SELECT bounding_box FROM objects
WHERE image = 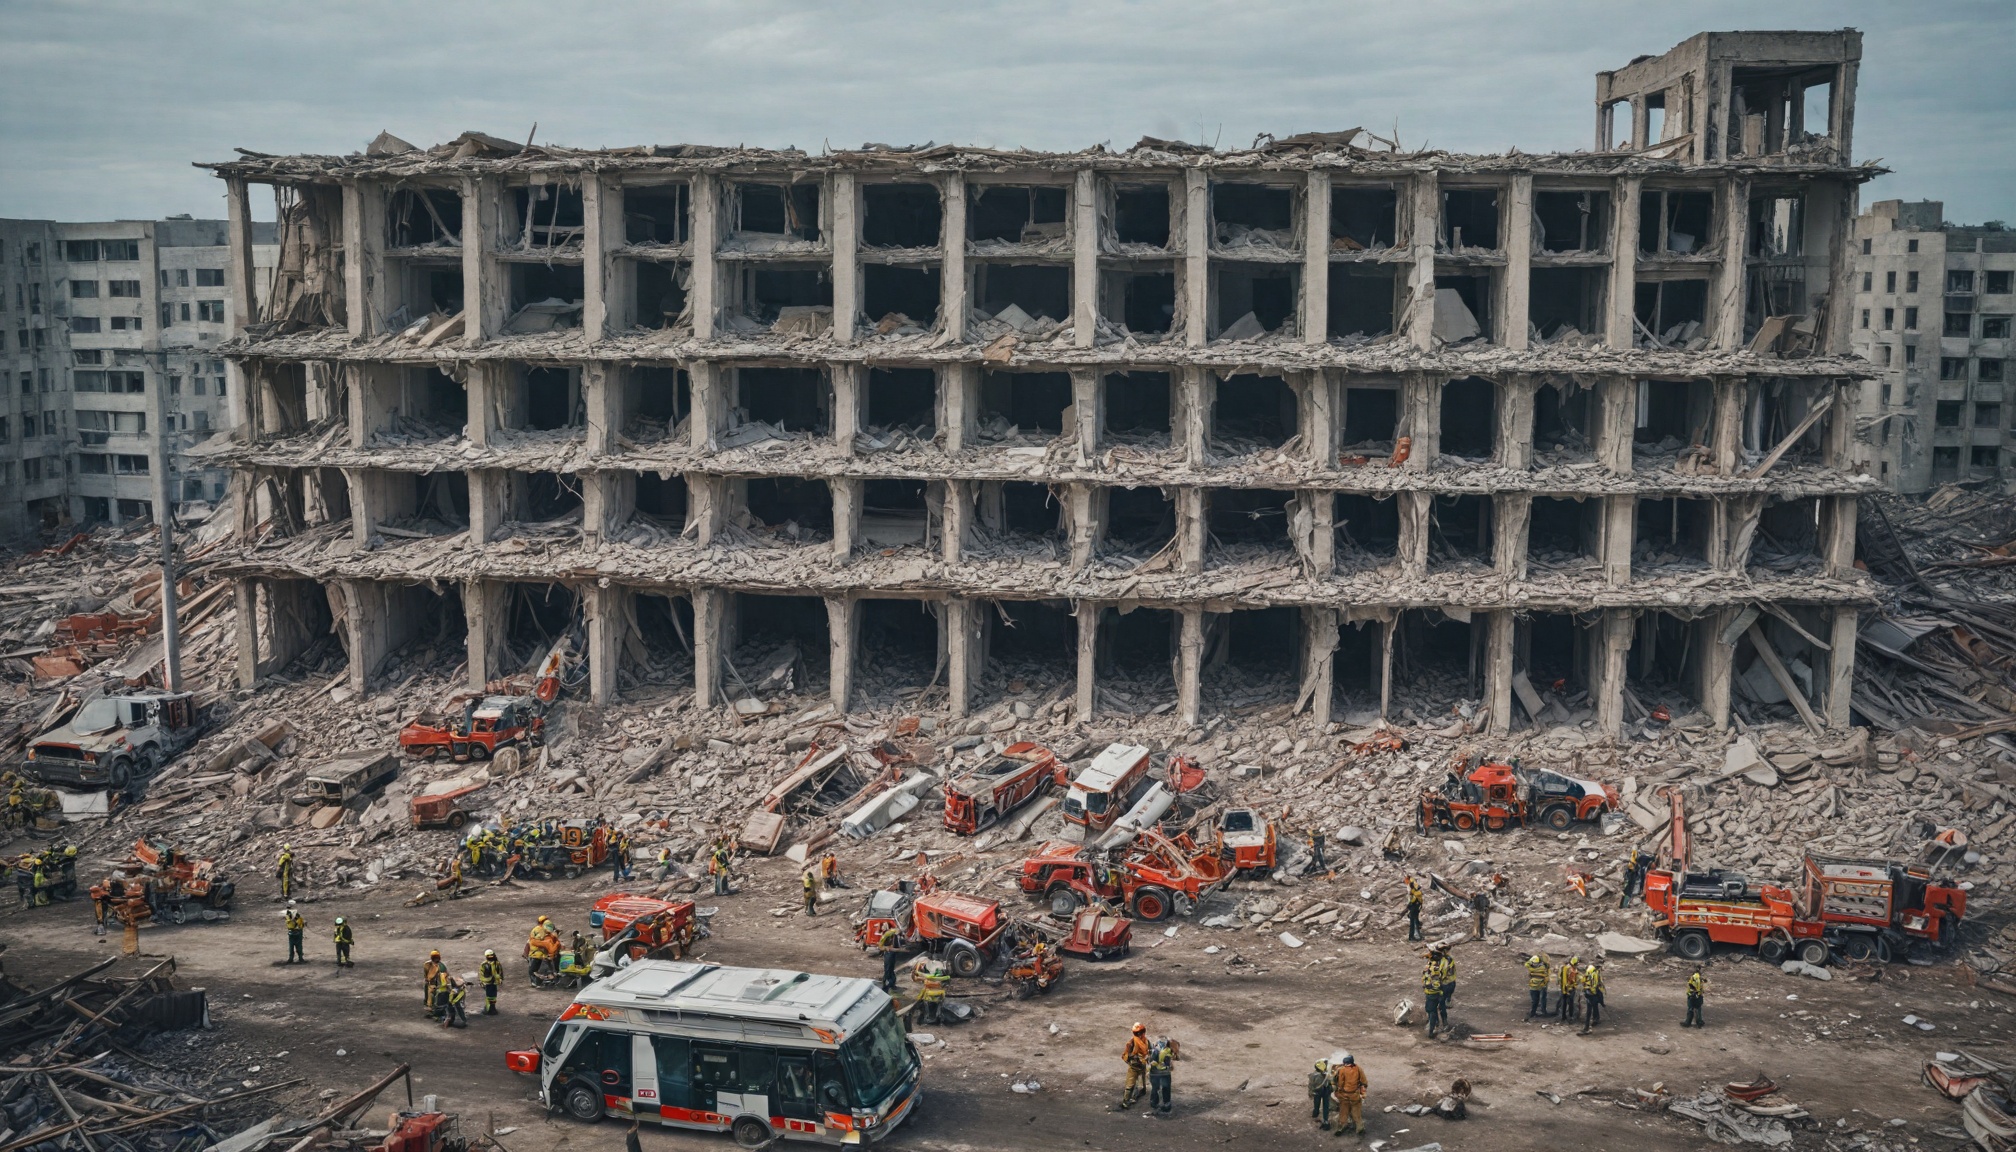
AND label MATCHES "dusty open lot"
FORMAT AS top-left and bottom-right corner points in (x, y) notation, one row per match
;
(2, 822), (1997, 1152)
